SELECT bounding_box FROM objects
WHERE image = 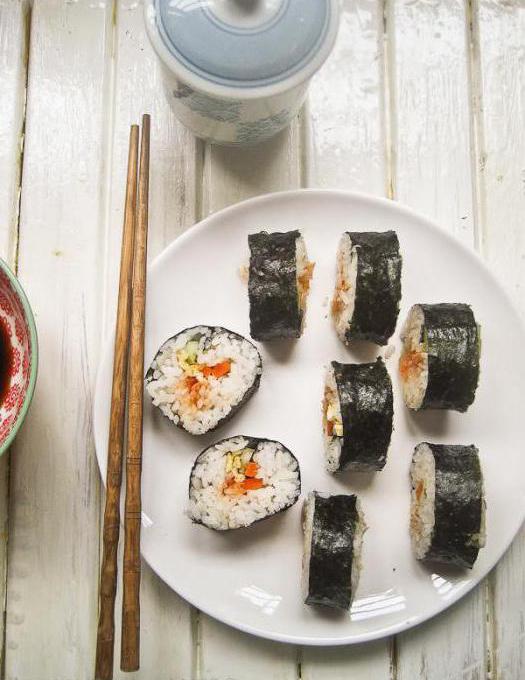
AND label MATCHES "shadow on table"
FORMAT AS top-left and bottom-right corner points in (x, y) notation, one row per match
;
(208, 126), (300, 193)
